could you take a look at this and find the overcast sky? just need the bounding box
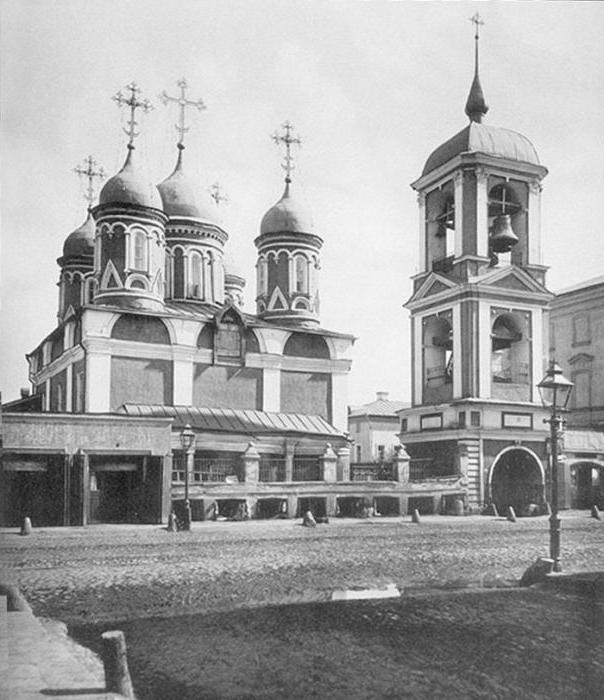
[1,0,604,407]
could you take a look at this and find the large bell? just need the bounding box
[490,214,519,253]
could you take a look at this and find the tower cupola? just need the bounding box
[158,79,228,305]
[92,82,167,312]
[255,121,322,325]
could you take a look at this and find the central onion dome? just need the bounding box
[99,146,162,209]
[62,209,95,259]
[260,180,314,235]
[157,147,217,221]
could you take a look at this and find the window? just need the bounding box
[75,371,84,413]
[190,253,203,299]
[458,411,466,428]
[488,184,521,260]
[571,371,591,410]
[258,260,267,295]
[401,418,408,432]
[572,314,591,346]
[356,445,362,462]
[295,255,308,293]
[377,445,386,461]
[470,411,481,427]
[132,231,147,271]
[435,196,455,258]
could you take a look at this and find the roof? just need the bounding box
[349,398,409,419]
[118,404,345,437]
[553,275,604,297]
[422,122,540,177]
[260,181,314,235]
[565,430,604,454]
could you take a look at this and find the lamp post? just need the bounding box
[179,424,196,531]
[537,361,573,572]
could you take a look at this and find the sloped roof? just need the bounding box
[565,430,604,454]
[118,404,344,437]
[349,398,409,419]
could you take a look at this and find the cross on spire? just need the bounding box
[159,78,206,149]
[465,13,488,122]
[272,121,302,183]
[112,82,153,148]
[470,12,484,41]
[74,155,105,210]
[209,182,228,207]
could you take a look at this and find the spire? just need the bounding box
[74,155,105,211]
[465,13,489,123]
[112,82,153,150]
[272,121,302,188]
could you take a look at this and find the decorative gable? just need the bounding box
[268,286,288,311]
[405,272,458,306]
[100,260,123,289]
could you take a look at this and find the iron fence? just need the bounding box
[193,457,239,483]
[350,462,395,481]
[259,458,287,482]
[409,458,456,481]
[292,457,322,482]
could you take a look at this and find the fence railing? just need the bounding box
[292,457,322,482]
[350,462,395,481]
[193,457,239,483]
[409,458,456,481]
[259,458,287,482]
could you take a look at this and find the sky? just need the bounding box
[1,0,604,407]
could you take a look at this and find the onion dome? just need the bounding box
[422,122,540,176]
[99,146,162,209]
[157,147,216,221]
[260,181,314,235]
[62,209,95,258]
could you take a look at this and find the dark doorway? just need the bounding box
[90,470,138,523]
[297,497,326,518]
[571,463,603,509]
[490,449,544,515]
[256,498,288,519]
[407,496,434,515]
[374,496,400,517]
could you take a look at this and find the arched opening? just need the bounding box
[490,448,544,515]
[190,252,203,299]
[283,332,330,359]
[111,314,170,344]
[488,184,521,265]
[436,195,455,258]
[491,313,530,401]
[294,254,308,293]
[570,462,603,509]
[422,315,453,404]
[132,230,147,271]
[173,248,185,299]
[197,324,214,349]
[245,329,260,354]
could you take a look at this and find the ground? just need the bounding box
[1,513,603,698]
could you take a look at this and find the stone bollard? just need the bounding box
[506,506,517,523]
[20,517,32,535]
[167,511,178,532]
[411,509,421,524]
[101,630,135,699]
[451,498,465,516]
[519,557,554,587]
[485,503,499,517]
[302,510,317,528]
[591,505,601,521]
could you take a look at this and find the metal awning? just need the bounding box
[117,404,344,438]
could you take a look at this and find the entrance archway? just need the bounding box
[490,448,545,515]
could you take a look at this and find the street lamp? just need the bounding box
[537,361,573,572]
[179,424,196,531]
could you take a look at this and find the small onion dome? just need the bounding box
[422,122,540,176]
[62,210,95,258]
[99,146,162,209]
[260,181,314,235]
[157,148,217,221]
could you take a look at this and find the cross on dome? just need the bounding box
[272,121,302,183]
[74,155,105,210]
[465,13,489,122]
[112,82,153,148]
[209,182,228,207]
[159,78,206,149]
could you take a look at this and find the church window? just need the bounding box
[215,317,242,359]
[190,253,203,299]
[401,418,408,433]
[283,332,330,359]
[85,277,96,304]
[129,279,146,290]
[132,231,147,271]
[488,185,521,262]
[470,411,481,427]
[173,248,185,299]
[571,370,591,409]
[55,384,64,412]
[74,371,84,413]
[435,196,455,258]
[111,314,170,344]
[490,312,530,400]
[245,329,260,354]
[258,259,268,295]
[422,315,453,404]
[197,324,214,349]
[295,255,308,293]
[572,314,590,346]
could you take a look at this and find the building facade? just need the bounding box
[348,392,409,465]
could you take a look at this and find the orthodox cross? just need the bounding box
[112,82,153,147]
[469,12,484,41]
[159,78,206,148]
[209,182,228,207]
[74,155,105,210]
[272,121,301,182]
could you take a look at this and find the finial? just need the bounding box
[159,78,206,149]
[209,182,228,207]
[74,155,105,210]
[465,13,489,123]
[113,82,153,148]
[271,120,301,184]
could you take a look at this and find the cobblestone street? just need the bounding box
[1,512,603,624]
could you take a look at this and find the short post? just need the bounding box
[321,443,337,482]
[101,630,135,699]
[242,442,260,484]
[20,517,32,535]
[393,444,410,483]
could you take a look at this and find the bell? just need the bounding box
[490,214,519,253]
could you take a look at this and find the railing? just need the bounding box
[292,457,322,482]
[350,462,395,481]
[259,458,287,482]
[192,457,239,483]
[409,458,456,481]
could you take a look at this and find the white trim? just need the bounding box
[487,445,545,501]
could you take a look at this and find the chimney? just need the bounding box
[376,391,389,401]
[20,387,30,399]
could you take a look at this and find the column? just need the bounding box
[86,349,111,412]
[172,349,193,406]
[242,442,260,485]
[284,440,295,482]
[81,452,90,526]
[63,455,72,526]
[478,301,491,398]
[65,364,73,413]
[528,180,542,266]
[161,453,172,524]
[476,168,489,258]
[454,171,464,257]
[413,315,423,405]
[417,193,426,272]
[321,443,337,483]
[452,304,462,399]
[262,368,281,412]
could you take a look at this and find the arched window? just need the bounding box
[190,253,203,299]
[436,196,455,258]
[491,313,530,400]
[258,259,268,295]
[283,332,330,359]
[245,329,260,354]
[197,324,214,349]
[132,230,147,271]
[173,248,185,299]
[294,255,308,293]
[111,314,170,344]
[422,315,453,404]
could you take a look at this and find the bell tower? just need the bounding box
[399,16,553,511]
